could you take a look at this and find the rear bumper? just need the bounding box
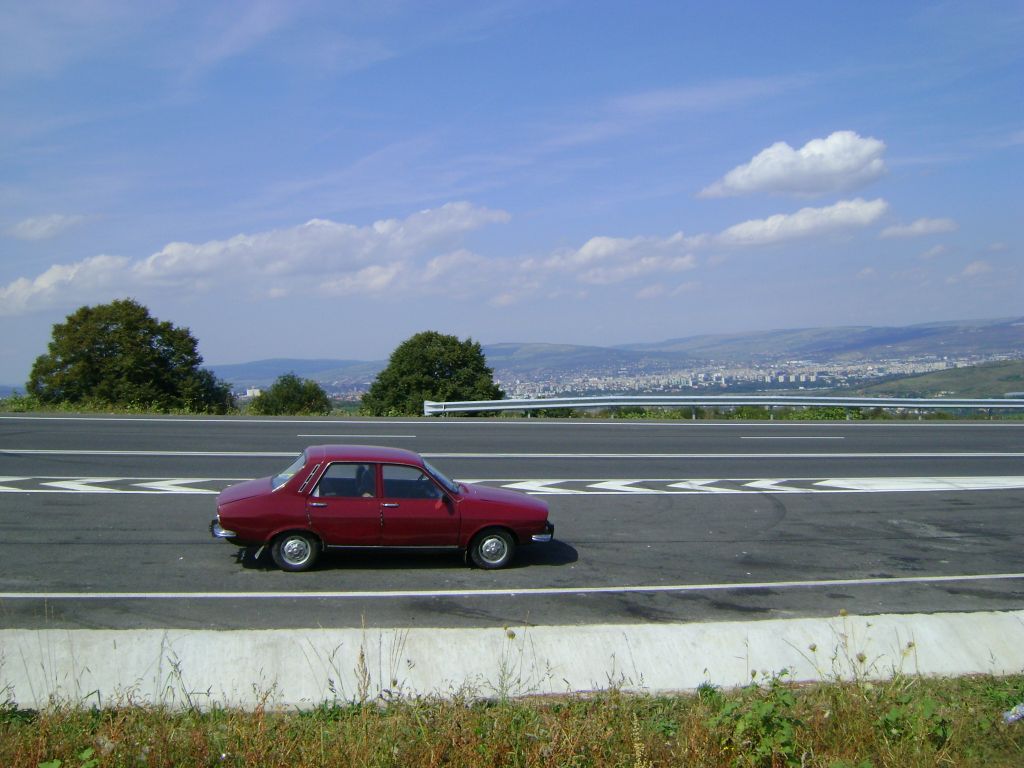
[531,521,555,543]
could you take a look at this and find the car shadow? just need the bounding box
[235,539,578,572]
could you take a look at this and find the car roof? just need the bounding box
[305,444,424,465]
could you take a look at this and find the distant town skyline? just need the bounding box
[2,2,1021,385]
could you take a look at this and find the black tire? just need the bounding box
[271,531,319,572]
[469,529,515,569]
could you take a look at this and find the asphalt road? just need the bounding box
[2,414,1023,630]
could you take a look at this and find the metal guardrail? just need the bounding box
[424,394,1024,416]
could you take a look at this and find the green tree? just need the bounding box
[362,331,503,416]
[251,373,331,415]
[27,298,233,413]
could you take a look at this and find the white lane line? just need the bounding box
[428,452,1024,459]
[741,436,845,440]
[1,449,296,457]
[5,448,1024,459]
[3,415,1023,428]
[297,434,416,439]
[2,572,1022,601]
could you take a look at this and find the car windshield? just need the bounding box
[423,459,461,495]
[271,452,307,491]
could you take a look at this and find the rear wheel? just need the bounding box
[469,529,515,569]
[271,531,319,571]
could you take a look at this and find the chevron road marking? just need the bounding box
[0,477,31,491]
[1,475,1023,495]
[813,476,1024,492]
[742,479,803,493]
[131,478,219,494]
[499,480,585,494]
[586,480,667,493]
[667,479,736,493]
[41,478,122,493]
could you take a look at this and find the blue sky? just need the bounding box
[2,1,1022,384]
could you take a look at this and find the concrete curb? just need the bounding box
[3,611,1023,709]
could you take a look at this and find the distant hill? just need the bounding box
[208,358,383,391]
[858,361,1024,399]
[200,316,1024,392]
[619,316,1024,363]
[482,342,692,376]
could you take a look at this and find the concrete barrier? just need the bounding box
[3,611,1023,709]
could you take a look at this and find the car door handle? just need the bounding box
[309,502,327,508]
[381,502,399,508]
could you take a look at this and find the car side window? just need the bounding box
[382,464,442,500]
[313,463,376,498]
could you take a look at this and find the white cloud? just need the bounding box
[543,233,698,285]
[545,77,805,150]
[946,260,993,284]
[962,260,992,277]
[700,131,887,198]
[7,213,86,240]
[0,202,510,316]
[635,281,698,300]
[716,198,889,247]
[0,254,129,315]
[919,244,947,260]
[880,218,958,238]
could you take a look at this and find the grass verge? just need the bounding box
[3,673,1023,767]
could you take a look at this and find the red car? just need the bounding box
[211,445,553,571]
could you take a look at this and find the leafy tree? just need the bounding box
[362,331,503,416]
[251,373,331,415]
[27,298,233,413]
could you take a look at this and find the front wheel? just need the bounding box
[469,529,515,569]
[271,531,319,572]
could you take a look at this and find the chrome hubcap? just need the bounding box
[480,536,506,563]
[282,537,310,564]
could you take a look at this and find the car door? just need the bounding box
[379,464,459,546]
[306,462,381,545]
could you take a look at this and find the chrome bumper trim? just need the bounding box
[531,522,554,543]
[210,519,237,539]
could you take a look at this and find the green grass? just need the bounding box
[3,674,1023,767]
[859,361,1024,399]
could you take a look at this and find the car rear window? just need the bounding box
[271,451,307,491]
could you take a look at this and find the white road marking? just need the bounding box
[427,452,1024,459]
[41,477,121,493]
[742,479,802,493]
[0,477,31,491]
[5,448,1024,459]
[813,476,1024,492]
[296,434,416,439]
[3,415,1023,428]
[741,436,845,440]
[2,475,1023,495]
[667,479,735,493]
[1,449,296,457]
[587,480,666,494]
[132,478,220,494]
[499,480,585,494]
[1,572,1022,601]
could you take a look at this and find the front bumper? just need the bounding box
[531,521,555,543]
[210,518,237,539]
